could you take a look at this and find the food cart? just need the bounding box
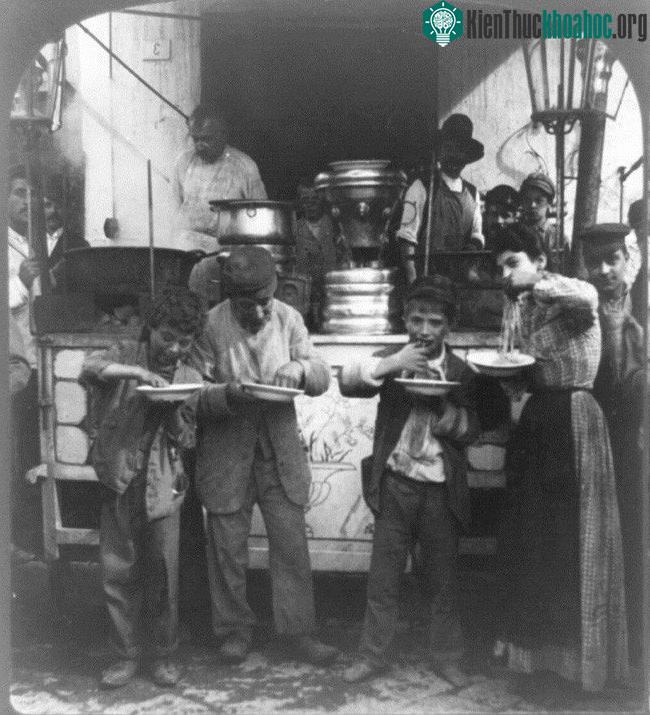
[25,177,511,576]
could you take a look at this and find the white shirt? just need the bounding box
[396,173,483,246]
[7,226,60,368]
[360,346,451,483]
[171,145,267,250]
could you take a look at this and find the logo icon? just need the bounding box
[423,1,463,47]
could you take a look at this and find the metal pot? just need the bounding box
[322,299,401,319]
[325,268,396,284]
[325,282,396,296]
[63,246,204,295]
[321,316,402,335]
[208,200,296,245]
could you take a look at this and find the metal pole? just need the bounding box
[567,39,576,110]
[423,45,439,278]
[147,160,155,300]
[522,42,538,115]
[556,128,565,268]
[540,39,550,109]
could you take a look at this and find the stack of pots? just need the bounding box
[322,268,401,335]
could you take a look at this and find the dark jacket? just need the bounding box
[339,344,480,529]
[80,339,204,520]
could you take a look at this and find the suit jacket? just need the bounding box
[49,228,89,267]
[195,299,330,513]
[339,344,480,529]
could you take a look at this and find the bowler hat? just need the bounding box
[437,114,484,165]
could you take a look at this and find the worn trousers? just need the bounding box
[100,477,181,660]
[203,454,316,641]
[360,471,463,664]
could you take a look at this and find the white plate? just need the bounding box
[241,382,305,402]
[136,383,203,402]
[467,349,535,377]
[395,378,461,396]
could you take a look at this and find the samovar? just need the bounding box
[315,161,407,334]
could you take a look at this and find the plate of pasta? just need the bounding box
[395,378,461,397]
[466,349,535,377]
[467,299,534,377]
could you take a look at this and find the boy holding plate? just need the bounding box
[80,288,206,688]
[339,275,482,684]
[195,245,337,666]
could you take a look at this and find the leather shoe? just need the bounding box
[219,635,250,664]
[290,635,339,665]
[151,658,181,687]
[343,658,388,683]
[100,659,138,688]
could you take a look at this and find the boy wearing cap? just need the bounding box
[582,222,644,663]
[195,245,338,666]
[397,114,484,284]
[519,172,566,273]
[483,185,519,244]
[339,276,481,683]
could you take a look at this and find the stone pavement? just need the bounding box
[10,560,646,714]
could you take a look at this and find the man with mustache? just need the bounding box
[195,246,338,666]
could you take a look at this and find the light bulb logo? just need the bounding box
[432,8,455,46]
[422,1,464,48]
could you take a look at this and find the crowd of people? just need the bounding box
[6,105,646,695]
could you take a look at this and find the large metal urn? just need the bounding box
[321,268,401,335]
[314,160,407,255]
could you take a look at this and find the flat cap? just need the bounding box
[485,184,519,211]
[223,246,277,296]
[580,223,630,251]
[406,275,456,317]
[520,172,555,202]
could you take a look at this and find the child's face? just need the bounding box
[585,247,628,296]
[520,187,550,226]
[404,304,449,357]
[149,322,194,366]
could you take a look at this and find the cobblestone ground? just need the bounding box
[10,560,646,714]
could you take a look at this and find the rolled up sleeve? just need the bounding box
[80,344,126,386]
[396,179,427,245]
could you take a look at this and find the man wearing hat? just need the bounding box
[339,275,482,683]
[519,172,566,273]
[581,223,644,664]
[194,246,338,666]
[397,114,484,284]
